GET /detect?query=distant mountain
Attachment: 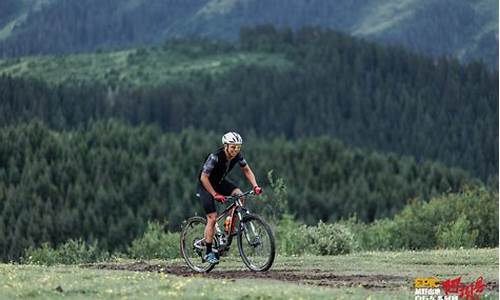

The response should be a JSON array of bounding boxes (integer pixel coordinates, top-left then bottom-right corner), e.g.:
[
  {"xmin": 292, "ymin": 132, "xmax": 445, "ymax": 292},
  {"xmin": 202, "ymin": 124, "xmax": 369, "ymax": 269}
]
[{"xmin": 0, "ymin": 0, "xmax": 497, "ymax": 69}]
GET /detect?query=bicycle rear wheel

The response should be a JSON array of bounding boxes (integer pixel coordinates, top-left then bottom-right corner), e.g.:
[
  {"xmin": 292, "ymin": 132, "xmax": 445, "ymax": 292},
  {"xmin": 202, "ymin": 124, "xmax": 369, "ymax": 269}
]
[
  {"xmin": 237, "ymin": 214, "xmax": 275, "ymax": 272},
  {"xmin": 180, "ymin": 216, "xmax": 216, "ymax": 273}
]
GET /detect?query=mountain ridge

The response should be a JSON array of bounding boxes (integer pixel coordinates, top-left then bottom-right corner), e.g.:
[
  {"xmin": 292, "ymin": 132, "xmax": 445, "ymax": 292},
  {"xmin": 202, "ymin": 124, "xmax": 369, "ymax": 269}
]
[{"xmin": 0, "ymin": 0, "xmax": 497, "ymax": 69}]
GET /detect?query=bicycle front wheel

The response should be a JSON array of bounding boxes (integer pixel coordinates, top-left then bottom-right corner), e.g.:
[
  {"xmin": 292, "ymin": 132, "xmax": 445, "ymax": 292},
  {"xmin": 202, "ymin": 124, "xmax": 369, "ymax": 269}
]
[
  {"xmin": 237, "ymin": 213, "xmax": 275, "ymax": 272},
  {"xmin": 180, "ymin": 216, "xmax": 216, "ymax": 273}
]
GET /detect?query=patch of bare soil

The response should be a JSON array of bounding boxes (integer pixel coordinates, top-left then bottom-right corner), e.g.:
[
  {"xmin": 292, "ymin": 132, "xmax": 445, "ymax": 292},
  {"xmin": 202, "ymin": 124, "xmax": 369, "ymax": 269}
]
[
  {"xmin": 80, "ymin": 261, "xmax": 412, "ymax": 290},
  {"xmin": 82, "ymin": 261, "xmax": 499, "ymax": 291}
]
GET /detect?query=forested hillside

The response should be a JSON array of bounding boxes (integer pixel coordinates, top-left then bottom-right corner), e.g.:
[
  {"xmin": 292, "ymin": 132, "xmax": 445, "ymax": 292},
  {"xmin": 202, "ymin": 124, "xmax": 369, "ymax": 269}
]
[
  {"xmin": 0, "ymin": 121, "xmax": 477, "ymax": 261},
  {"xmin": 0, "ymin": 28, "xmax": 497, "ymax": 180},
  {"xmin": 0, "ymin": 0, "xmax": 497, "ymax": 69},
  {"xmin": 0, "ymin": 42, "xmax": 291, "ymax": 87}
]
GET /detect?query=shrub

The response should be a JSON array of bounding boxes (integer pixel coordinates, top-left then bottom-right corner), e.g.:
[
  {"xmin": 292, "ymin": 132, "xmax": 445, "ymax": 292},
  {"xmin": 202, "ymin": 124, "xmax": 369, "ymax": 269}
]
[
  {"xmin": 22, "ymin": 239, "xmax": 108, "ymax": 265},
  {"xmin": 352, "ymin": 187, "xmax": 497, "ymax": 250},
  {"xmin": 128, "ymin": 221, "xmax": 180, "ymax": 259},
  {"xmin": 275, "ymin": 214, "xmax": 310, "ymax": 256},
  {"xmin": 56, "ymin": 239, "xmax": 108, "ymax": 264},
  {"xmin": 352, "ymin": 218, "xmax": 398, "ymax": 251},
  {"xmin": 275, "ymin": 214, "xmax": 356, "ymax": 256},
  {"xmin": 436, "ymin": 214, "xmax": 478, "ymax": 249},
  {"xmin": 22, "ymin": 243, "xmax": 59, "ymax": 266},
  {"xmin": 307, "ymin": 221, "xmax": 356, "ymax": 255},
  {"xmin": 259, "ymin": 170, "xmax": 289, "ymax": 223}
]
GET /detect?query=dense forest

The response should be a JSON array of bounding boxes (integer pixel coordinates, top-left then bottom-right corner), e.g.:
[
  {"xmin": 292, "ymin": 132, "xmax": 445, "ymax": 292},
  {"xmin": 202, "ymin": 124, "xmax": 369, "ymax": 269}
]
[
  {"xmin": 0, "ymin": 0, "xmax": 497, "ymax": 69},
  {"xmin": 0, "ymin": 27, "xmax": 497, "ymax": 180},
  {"xmin": 0, "ymin": 121, "xmax": 479, "ymax": 261}
]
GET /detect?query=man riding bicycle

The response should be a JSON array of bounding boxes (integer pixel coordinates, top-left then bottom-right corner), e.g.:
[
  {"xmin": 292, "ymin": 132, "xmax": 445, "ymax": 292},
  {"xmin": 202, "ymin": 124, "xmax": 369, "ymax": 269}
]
[{"xmin": 198, "ymin": 132, "xmax": 263, "ymax": 264}]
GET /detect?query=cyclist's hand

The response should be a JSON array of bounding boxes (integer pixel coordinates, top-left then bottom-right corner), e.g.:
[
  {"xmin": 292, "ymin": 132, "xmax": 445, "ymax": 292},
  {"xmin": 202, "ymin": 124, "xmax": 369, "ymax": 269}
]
[
  {"xmin": 213, "ymin": 193, "xmax": 226, "ymax": 203},
  {"xmin": 253, "ymin": 186, "xmax": 263, "ymax": 195}
]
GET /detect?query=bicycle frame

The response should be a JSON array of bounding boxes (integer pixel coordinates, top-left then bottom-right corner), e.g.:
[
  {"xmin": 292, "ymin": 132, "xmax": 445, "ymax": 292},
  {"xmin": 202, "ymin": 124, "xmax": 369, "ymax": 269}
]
[{"xmin": 213, "ymin": 190, "xmax": 254, "ymax": 256}]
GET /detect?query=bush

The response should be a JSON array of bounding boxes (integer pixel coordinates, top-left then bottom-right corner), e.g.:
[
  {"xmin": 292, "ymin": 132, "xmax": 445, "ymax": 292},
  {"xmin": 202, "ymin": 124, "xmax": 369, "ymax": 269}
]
[
  {"xmin": 275, "ymin": 214, "xmax": 310, "ymax": 256},
  {"xmin": 436, "ymin": 214, "xmax": 478, "ymax": 249},
  {"xmin": 352, "ymin": 187, "xmax": 497, "ymax": 250},
  {"xmin": 22, "ymin": 243, "xmax": 59, "ymax": 266},
  {"xmin": 275, "ymin": 214, "xmax": 356, "ymax": 256},
  {"xmin": 128, "ymin": 222, "xmax": 180, "ymax": 259},
  {"xmin": 307, "ymin": 221, "xmax": 356, "ymax": 255},
  {"xmin": 351, "ymin": 218, "xmax": 398, "ymax": 251},
  {"xmin": 22, "ymin": 239, "xmax": 108, "ymax": 265},
  {"xmin": 259, "ymin": 170, "xmax": 289, "ymax": 223}
]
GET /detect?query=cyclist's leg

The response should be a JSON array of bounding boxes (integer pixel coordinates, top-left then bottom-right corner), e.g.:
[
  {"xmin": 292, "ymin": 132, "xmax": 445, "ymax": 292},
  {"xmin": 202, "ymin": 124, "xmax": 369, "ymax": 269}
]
[
  {"xmin": 219, "ymin": 181, "xmax": 241, "ymax": 234},
  {"xmin": 205, "ymin": 212, "xmax": 217, "ymax": 248},
  {"xmin": 198, "ymin": 184, "xmax": 217, "ymax": 252}
]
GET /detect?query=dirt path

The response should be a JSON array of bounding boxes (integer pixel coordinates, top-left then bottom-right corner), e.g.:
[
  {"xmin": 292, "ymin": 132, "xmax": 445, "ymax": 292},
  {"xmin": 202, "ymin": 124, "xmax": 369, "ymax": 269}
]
[{"xmin": 81, "ymin": 261, "xmax": 496, "ymax": 292}]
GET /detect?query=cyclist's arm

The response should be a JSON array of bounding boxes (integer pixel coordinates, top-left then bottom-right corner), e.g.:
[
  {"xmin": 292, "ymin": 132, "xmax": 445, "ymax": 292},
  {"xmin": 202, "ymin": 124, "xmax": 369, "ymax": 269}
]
[
  {"xmin": 200, "ymin": 153, "xmax": 218, "ymax": 197},
  {"xmin": 200, "ymin": 173, "xmax": 218, "ymax": 197},
  {"xmin": 241, "ymin": 165, "xmax": 258, "ymax": 188}
]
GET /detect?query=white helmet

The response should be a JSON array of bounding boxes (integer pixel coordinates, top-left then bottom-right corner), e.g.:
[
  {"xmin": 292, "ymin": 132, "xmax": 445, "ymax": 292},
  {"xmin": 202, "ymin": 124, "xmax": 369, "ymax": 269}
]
[{"xmin": 222, "ymin": 132, "xmax": 243, "ymax": 145}]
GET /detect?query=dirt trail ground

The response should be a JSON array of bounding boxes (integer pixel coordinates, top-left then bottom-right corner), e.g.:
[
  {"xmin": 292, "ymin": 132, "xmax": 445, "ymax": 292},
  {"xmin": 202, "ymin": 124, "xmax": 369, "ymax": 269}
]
[{"xmin": 83, "ymin": 261, "xmax": 499, "ymax": 292}]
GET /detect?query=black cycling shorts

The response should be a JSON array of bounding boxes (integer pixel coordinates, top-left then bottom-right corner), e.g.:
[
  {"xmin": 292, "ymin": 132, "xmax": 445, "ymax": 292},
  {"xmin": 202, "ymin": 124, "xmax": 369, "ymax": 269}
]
[{"xmin": 198, "ymin": 179, "xmax": 238, "ymax": 214}]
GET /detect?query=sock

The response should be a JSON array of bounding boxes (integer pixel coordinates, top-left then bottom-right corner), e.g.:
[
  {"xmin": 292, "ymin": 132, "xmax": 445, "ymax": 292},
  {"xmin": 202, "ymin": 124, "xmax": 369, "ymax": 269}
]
[{"xmin": 206, "ymin": 243, "xmax": 212, "ymax": 254}]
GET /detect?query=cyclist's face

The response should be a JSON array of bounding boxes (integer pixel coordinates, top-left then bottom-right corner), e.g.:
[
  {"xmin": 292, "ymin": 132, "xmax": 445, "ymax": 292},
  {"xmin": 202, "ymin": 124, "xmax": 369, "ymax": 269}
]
[{"xmin": 226, "ymin": 144, "xmax": 241, "ymax": 157}]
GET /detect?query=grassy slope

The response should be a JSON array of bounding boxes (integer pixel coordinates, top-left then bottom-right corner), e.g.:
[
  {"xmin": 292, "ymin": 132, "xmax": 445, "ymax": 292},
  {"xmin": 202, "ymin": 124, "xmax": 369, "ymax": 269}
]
[
  {"xmin": 0, "ymin": 47, "xmax": 292, "ymax": 87},
  {"xmin": 339, "ymin": 0, "xmax": 497, "ymax": 69},
  {"xmin": 353, "ymin": 0, "xmax": 497, "ymax": 34},
  {"xmin": 196, "ymin": 0, "xmax": 239, "ymax": 17},
  {"xmin": 200, "ymin": 0, "xmax": 497, "ymax": 67},
  {"xmin": 352, "ymin": 0, "xmax": 418, "ymax": 36},
  {"xmin": 1, "ymin": 248, "xmax": 497, "ymax": 300},
  {"xmin": 354, "ymin": 0, "xmax": 498, "ymax": 67},
  {"xmin": 0, "ymin": 0, "xmax": 54, "ymax": 40}
]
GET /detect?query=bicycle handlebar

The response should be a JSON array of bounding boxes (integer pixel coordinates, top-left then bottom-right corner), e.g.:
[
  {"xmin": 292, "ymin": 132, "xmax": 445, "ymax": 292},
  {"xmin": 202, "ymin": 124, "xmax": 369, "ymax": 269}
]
[{"xmin": 224, "ymin": 190, "xmax": 254, "ymax": 202}]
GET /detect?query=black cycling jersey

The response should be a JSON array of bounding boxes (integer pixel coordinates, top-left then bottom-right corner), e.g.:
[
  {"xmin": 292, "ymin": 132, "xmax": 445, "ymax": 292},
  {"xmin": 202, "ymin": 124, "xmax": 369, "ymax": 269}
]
[{"xmin": 199, "ymin": 147, "xmax": 247, "ymax": 186}]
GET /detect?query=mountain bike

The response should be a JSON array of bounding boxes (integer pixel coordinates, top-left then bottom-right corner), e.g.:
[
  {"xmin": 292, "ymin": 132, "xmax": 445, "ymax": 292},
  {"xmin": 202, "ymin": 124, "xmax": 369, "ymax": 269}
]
[{"xmin": 180, "ymin": 189, "xmax": 275, "ymax": 273}]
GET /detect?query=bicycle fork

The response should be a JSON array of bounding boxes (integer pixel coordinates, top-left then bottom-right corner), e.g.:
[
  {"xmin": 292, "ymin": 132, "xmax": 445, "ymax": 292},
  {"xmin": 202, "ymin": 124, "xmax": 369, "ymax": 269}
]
[{"xmin": 239, "ymin": 212, "xmax": 260, "ymax": 247}]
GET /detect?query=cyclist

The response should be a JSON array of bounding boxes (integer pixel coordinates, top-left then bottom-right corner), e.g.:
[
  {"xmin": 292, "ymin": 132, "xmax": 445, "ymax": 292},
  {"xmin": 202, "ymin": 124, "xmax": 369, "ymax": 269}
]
[{"xmin": 198, "ymin": 132, "xmax": 263, "ymax": 264}]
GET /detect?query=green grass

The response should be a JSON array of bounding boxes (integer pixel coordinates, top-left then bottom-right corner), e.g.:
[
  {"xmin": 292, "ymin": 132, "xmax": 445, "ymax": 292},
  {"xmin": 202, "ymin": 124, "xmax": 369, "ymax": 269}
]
[
  {"xmin": 0, "ymin": 264, "xmax": 378, "ymax": 300},
  {"xmin": 352, "ymin": 0, "xmax": 418, "ymax": 36},
  {"xmin": 0, "ymin": 46, "xmax": 293, "ymax": 87},
  {"xmin": 214, "ymin": 248, "xmax": 499, "ymax": 281},
  {"xmin": 196, "ymin": 0, "xmax": 240, "ymax": 17},
  {"xmin": 0, "ymin": 18, "xmax": 23, "ymax": 41},
  {"xmin": 1, "ymin": 248, "xmax": 497, "ymax": 299},
  {"xmin": 0, "ymin": 0, "xmax": 54, "ymax": 41}
]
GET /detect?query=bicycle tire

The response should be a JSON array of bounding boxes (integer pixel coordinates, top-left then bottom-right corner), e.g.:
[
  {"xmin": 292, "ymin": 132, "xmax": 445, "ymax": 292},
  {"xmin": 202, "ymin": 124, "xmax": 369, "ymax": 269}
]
[
  {"xmin": 237, "ymin": 213, "xmax": 275, "ymax": 272},
  {"xmin": 180, "ymin": 216, "xmax": 216, "ymax": 273}
]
